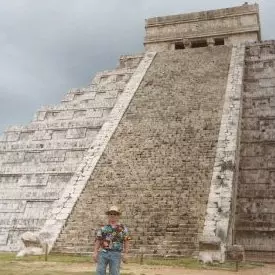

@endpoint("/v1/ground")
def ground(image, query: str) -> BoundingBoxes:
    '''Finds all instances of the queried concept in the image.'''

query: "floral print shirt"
[96,224,130,252]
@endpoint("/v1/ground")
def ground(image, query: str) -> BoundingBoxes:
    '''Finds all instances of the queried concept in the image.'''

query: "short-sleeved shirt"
[95,224,130,252]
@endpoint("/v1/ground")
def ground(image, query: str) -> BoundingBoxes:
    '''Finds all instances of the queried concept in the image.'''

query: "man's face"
[108,212,120,223]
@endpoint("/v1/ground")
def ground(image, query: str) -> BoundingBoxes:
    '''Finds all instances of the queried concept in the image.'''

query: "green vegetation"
[0,253,264,275]
[130,256,263,270]
[0,253,91,275]
[0,253,135,275]
[0,252,91,262]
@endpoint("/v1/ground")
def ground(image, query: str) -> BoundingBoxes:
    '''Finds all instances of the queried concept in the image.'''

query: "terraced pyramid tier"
[53,46,232,256]
[0,54,144,251]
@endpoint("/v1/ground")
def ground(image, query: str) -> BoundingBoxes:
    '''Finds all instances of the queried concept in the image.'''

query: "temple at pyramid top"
[144,3,261,51]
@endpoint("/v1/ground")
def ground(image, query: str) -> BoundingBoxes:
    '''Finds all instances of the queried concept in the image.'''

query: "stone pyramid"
[1,3,275,263]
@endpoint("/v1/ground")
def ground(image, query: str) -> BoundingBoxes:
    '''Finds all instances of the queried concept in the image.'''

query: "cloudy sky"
[0,0,273,134]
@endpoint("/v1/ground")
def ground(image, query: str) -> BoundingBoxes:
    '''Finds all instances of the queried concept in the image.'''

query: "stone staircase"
[235,41,275,262]
[52,46,232,256]
[0,54,143,251]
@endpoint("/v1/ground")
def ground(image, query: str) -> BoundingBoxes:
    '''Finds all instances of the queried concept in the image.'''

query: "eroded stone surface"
[235,41,275,262]
[199,44,245,262]
[1,5,274,262]
[0,54,143,251]
[38,52,156,252]
[53,46,231,256]
[144,4,260,51]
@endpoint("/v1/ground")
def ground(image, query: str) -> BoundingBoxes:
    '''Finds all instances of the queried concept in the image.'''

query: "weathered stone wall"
[40,52,156,252]
[235,41,275,262]
[0,54,143,251]
[144,4,260,51]
[199,44,245,262]
[53,46,232,256]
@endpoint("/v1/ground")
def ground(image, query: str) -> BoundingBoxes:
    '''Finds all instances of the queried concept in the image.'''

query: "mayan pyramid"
[1,3,275,262]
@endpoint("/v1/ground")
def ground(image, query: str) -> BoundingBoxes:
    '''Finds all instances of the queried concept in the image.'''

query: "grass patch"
[0,253,265,275]
[0,253,91,263]
[130,256,264,271]
[0,253,134,275]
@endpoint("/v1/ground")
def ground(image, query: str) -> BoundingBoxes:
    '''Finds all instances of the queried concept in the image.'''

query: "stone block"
[65,150,84,161]
[260,119,275,131]
[33,130,53,141]
[25,118,104,132]
[3,152,25,163]
[56,111,74,120]
[226,245,245,261]
[0,201,26,213]
[23,201,52,219]
[199,250,223,264]
[16,231,51,257]
[240,169,269,184]
[242,117,259,130]
[267,159,275,169]
[0,190,59,200]
[73,110,86,118]
[66,128,87,139]
[270,96,275,107]
[19,131,35,141]
[199,235,221,250]
[61,93,75,102]
[19,174,49,187]
[4,132,20,142]
[52,130,67,140]
[86,109,103,118]
[35,111,47,121]
[73,92,96,102]
[0,231,8,245]
[240,156,266,169]
[240,143,264,157]
[259,78,275,88]
[41,151,66,162]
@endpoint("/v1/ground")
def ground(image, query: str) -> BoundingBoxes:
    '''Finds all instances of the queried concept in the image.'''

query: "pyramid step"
[0,137,95,152]
[0,148,85,164]
[95,67,136,78]
[0,161,78,174]
[118,54,144,69]
[0,188,60,200]
[245,55,275,62]
[37,97,117,114]
[2,117,105,136]
[0,173,72,187]
[41,90,120,112]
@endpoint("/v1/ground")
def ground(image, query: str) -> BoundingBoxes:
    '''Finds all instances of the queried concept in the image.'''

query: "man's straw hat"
[106,205,121,215]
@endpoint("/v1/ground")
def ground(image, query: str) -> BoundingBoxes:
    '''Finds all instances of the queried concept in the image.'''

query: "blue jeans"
[96,250,121,275]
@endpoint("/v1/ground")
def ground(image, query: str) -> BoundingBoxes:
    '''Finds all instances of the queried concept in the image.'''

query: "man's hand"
[93,240,100,263]
[122,253,128,264]
[93,252,98,263]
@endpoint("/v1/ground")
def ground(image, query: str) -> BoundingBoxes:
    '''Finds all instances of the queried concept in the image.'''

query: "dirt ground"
[1,261,275,275]
[19,262,275,275]
[122,263,275,275]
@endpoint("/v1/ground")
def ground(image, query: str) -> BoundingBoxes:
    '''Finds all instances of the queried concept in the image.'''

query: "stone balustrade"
[0,54,142,251]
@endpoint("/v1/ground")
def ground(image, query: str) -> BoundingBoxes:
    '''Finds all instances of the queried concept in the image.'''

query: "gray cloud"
[0,0,273,133]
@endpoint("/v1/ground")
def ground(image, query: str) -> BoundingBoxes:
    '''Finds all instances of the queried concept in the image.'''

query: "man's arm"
[123,239,129,254]
[122,239,130,263]
[93,239,101,262]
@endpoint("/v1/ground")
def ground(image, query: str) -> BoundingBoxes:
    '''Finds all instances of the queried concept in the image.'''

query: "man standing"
[93,206,130,275]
